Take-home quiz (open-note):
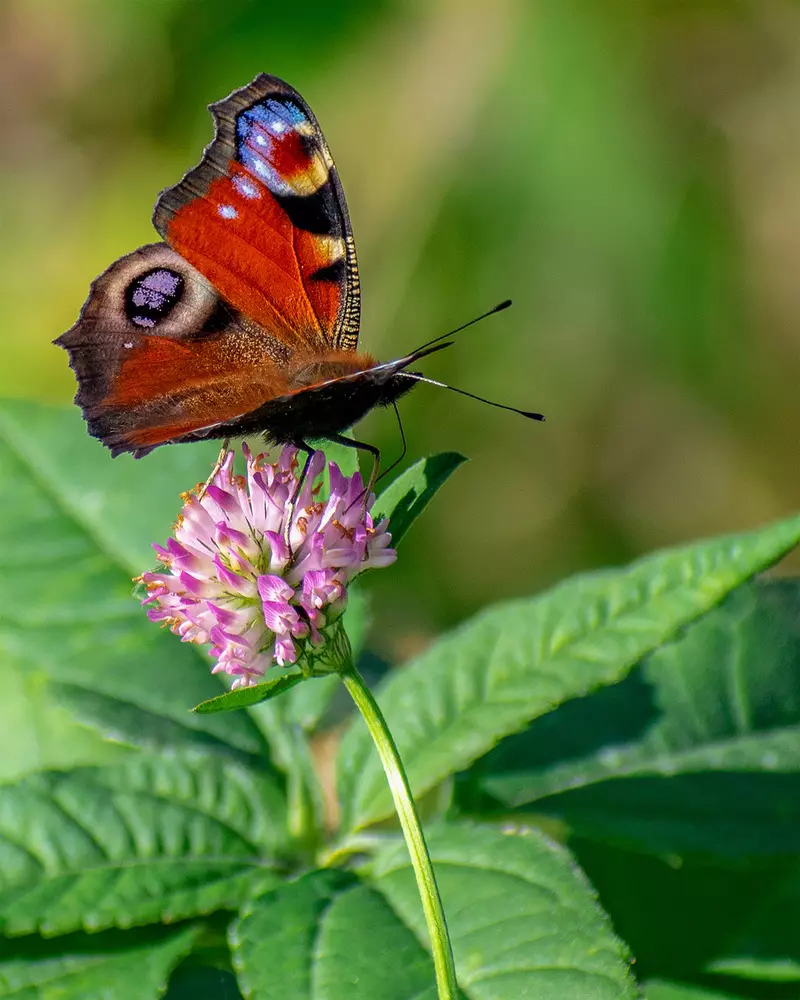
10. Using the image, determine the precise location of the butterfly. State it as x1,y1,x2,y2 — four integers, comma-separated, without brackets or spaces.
56,74,541,484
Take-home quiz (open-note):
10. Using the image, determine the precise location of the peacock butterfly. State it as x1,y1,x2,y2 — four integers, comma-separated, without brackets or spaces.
56,74,542,478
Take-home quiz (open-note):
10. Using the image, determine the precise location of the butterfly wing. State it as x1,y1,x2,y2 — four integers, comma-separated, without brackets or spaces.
153,74,360,354
55,243,299,457
58,76,370,457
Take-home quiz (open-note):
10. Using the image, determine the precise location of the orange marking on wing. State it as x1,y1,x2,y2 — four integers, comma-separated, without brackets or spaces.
106,334,290,416
109,337,195,405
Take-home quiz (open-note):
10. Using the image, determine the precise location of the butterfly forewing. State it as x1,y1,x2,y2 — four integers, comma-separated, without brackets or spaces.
153,74,360,353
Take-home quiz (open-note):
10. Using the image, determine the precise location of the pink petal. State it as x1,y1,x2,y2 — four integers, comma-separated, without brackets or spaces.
257,574,293,604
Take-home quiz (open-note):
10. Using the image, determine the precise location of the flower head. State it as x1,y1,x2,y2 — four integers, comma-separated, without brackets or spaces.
140,445,395,687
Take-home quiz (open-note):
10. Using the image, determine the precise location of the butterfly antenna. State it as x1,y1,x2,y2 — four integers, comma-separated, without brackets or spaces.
376,402,408,485
410,299,513,355
396,371,545,422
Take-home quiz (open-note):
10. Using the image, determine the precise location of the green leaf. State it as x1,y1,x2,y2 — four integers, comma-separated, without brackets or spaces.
232,823,636,1000
192,674,306,714
644,984,740,1000
164,964,244,1000
342,582,371,663
484,581,800,807
540,775,800,859
0,399,270,764
0,398,222,575
0,650,127,784
235,593,372,836
230,871,360,1000
0,753,286,936
370,823,637,999
372,452,466,546
568,838,773,986
708,861,800,982
481,581,800,857
338,516,800,830
0,925,200,999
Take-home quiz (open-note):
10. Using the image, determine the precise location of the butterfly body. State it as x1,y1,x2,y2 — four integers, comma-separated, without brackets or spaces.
56,74,420,459
179,359,417,452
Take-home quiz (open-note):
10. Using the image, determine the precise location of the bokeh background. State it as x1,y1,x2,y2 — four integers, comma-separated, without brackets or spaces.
4,0,800,655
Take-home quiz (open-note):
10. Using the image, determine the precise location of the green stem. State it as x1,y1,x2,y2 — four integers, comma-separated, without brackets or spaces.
339,661,458,1000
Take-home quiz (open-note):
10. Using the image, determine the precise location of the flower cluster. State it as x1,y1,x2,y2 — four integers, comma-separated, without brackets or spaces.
140,445,395,687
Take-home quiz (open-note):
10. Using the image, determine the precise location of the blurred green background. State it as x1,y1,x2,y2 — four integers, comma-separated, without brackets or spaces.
4,0,800,656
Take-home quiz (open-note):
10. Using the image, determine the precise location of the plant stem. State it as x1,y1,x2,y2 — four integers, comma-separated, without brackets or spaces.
339,661,458,1000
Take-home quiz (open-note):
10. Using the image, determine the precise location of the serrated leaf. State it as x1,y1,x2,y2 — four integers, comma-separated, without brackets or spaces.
233,823,636,999
372,452,466,546
0,925,200,999
193,674,306,715
484,581,800,807
0,399,223,574
0,649,127,784
480,581,800,857
338,517,800,830
230,870,360,1000
0,399,270,763
0,753,286,936
369,823,637,999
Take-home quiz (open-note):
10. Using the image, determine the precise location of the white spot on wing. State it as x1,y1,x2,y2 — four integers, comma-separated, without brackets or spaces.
233,175,260,199
217,204,238,219
124,341,134,349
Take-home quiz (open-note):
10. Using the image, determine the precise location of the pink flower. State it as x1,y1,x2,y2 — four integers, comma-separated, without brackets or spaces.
140,445,396,688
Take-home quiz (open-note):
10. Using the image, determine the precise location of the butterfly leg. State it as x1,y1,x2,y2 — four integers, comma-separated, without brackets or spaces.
285,441,317,556
326,433,381,514
197,438,231,499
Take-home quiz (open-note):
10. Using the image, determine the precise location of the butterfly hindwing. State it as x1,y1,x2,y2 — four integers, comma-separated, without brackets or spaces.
152,74,360,354
55,243,301,456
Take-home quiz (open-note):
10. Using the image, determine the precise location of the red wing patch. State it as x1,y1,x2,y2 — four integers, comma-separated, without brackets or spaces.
161,164,344,349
